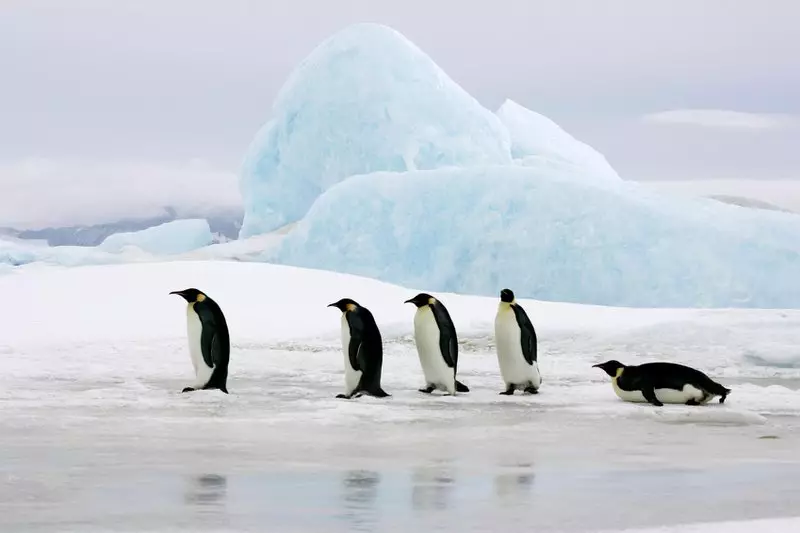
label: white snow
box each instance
[602,517,800,532]
[497,99,622,182]
[238,22,512,237]
[97,218,213,255]
[2,260,800,530]
[268,166,800,308]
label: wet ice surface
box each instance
[2,262,800,531]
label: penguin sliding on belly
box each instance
[328,298,390,399]
[170,288,230,394]
[494,289,541,395]
[404,293,469,395]
[593,360,731,406]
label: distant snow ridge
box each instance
[97,219,213,255]
[270,167,800,308]
[238,22,514,237]
[496,99,621,182]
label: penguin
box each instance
[327,298,390,399]
[494,288,541,395]
[169,288,230,394]
[404,293,469,395]
[592,360,731,406]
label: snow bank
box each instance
[268,166,800,309]
[97,219,213,255]
[602,517,800,533]
[497,99,621,182]
[238,22,512,237]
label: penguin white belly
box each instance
[187,305,214,387]
[495,309,540,387]
[413,307,455,393]
[612,378,705,404]
[341,314,362,395]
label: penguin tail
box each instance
[455,380,470,393]
[370,387,391,398]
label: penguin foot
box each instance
[418,386,435,394]
[523,386,539,395]
[499,390,515,396]
[685,399,700,406]
[336,393,351,399]
[181,387,196,393]
[719,395,727,404]
[455,380,470,393]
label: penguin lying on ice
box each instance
[593,360,731,406]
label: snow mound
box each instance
[268,166,800,308]
[497,99,621,182]
[98,219,213,255]
[238,22,512,237]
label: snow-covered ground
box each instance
[2,261,800,532]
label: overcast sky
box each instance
[1,0,799,227]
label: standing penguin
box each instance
[328,298,390,399]
[169,288,230,394]
[404,293,469,395]
[592,360,731,406]
[494,288,541,395]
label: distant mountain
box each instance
[1,207,243,247]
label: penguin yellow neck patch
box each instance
[615,367,624,378]
[345,303,356,312]
[427,297,436,305]
[195,293,206,303]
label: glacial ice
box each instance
[97,219,213,255]
[238,22,513,237]
[269,166,800,309]
[496,99,622,182]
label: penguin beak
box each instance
[403,298,413,304]
[591,363,602,368]
[326,302,337,308]
[169,290,184,296]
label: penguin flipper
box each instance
[512,305,538,365]
[641,385,663,407]
[430,302,458,369]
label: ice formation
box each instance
[269,166,800,309]
[97,219,213,255]
[496,99,621,182]
[238,22,512,237]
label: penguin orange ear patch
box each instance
[427,297,436,305]
[345,303,356,312]
[196,293,206,303]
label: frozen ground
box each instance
[1,261,800,532]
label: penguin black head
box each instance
[327,298,360,312]
[500,288,515,303]
[404,293,435,308]
[169,288,207,303]
[592,360,626,377]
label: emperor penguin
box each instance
[404,293,469,395]
[169,288,230,394]
[592,360,731,406]
[494,288,541,395]
[328,298,390,399]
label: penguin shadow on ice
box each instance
[404,293,470,396]
[327,298,391,400]
[592,359,731,407]
[169,288,231,395]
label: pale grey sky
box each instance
[1,0,799,227]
